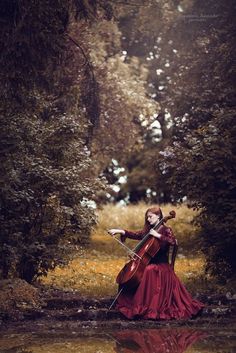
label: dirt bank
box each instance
[0,280,236,333]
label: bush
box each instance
[161,113,236,280]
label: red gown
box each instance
[116,225,204,320]
[113,328,208,353]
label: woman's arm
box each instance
[160,226,176,245]
[123,228,147,241]
[148,226,176,245]
[108,228,146,243]
[108,229,125,236]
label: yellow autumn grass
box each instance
[92,202,202,256]
[28,339,116,353]
[42,203,208,297]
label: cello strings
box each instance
[132,217,164,253]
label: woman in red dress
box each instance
[108,206,204,320]
[112,328,208,353]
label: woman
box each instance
[108,206,204,320]
[112,328,208,353]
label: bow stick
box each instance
[107,231,142,260]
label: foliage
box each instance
[95,0,236,281]
[159,0,236,279]
[161,113,236,279]
[114,136,173,203]
[103,0,181,203]
[42,203,206,298]
[67,12,158,202]
[105,0,236,280]
[1,0,234,287]
[85,20,158,171]
[0,0,105,282]
[0,1,158,282]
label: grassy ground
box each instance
[41,203,218,297]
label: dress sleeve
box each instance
[160,226,176,245]
[123,228,147,240]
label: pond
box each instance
[0,327,235,353]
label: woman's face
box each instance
[147,212,160,226]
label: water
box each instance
[0,326,235,353]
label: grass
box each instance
[41,203,215,297]
[92,202,202,256]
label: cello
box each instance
[116,210,176,290]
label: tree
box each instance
[107,0,236,279]
[100,0,178,203]
[0,0,104,281]
[0,0,157,281]
[160,0,236,279]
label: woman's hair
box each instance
[144,206,163,227]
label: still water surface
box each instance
[0,327,235,353]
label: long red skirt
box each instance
[116,263,204,320]
[113,329,208,353]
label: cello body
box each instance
[116,235,160,289]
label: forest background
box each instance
[0,0,235,298]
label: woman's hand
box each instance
[107,229,125,236]
[149,229,162,239]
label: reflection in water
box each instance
[2,327,235,353]
[112,328,208,353]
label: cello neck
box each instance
[133,218,164,253]
[132,210,176,253]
